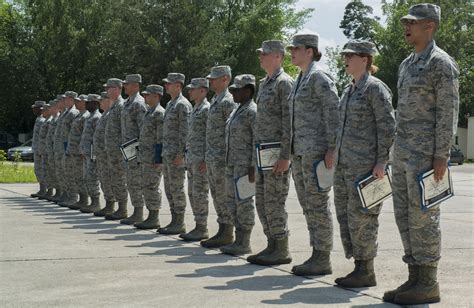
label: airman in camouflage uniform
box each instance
[248,40,294,266]
[180,78,210,241]
[47,98,62,202]
[134,84,165,230]
[78,94,102,214]
[57,91,80,206]
[334,40,395,288]
[37,101,55,200]
[158,73,192,235]
[31,101,47,198]
[384,4,459,305]
[93,91,116,217]
[104,78,129,220]
[61,94,89,208]
[201,65,237,248]
[220,74,257,256]
[287,33,340,276]
[52,94,69,203]
[120,74,148,225]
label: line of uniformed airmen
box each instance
[28,3,458,305]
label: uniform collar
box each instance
[353,72,370,90]
[413,40,436,63]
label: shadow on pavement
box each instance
[176,263,266,278]
[205,274,309,292]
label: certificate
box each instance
[313,160,335,191]
[256,142,281,171]
[234,174,256,202]
[120,138,139,161]
[418,168,453,210]
[356,170,392,209]
[90,144,96,162]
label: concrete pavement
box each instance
[1,164,473,307]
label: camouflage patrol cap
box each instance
[103,78,123,88]
[163,73,185,85]
[75,94,88,101]
[65,91,78,99]
[100,91,109,99]
[87,94,101,102]
[49,99,56,106]
[341,39,377,56]
[123,74,142,84]
[56,94,66,100]
[401,3,440,22]
[287,32,319,49]
[186,78,209,89]
[229,74,256,90]
[142,84,164,95]
[41,103,50,110]
[206,65,232,79]
[256,40,285,55]
[31,100,46,108]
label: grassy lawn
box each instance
[0,163,37,183]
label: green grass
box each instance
[0,163,38,183]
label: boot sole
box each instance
[135,225,160,230]
[291,268,332,276]
[249,258,292,266]
[157,230,186,235]
[394,296,440,305]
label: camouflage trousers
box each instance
[291,154,333,251]
[162,158,186,215]
[106,150,128,202]
[334,163,382,260]
[187,162,209,224]
[207,162,233,225]
[68,155,87,194]
[96,154,115,202]
[54,152,66,191]
[46,154,57,189]
[392,155,440,267]
[84,157,100,197]
[33,153,46,184]
[255,170,290,240]
[225,164,255,231]
[126,160,144,208]
[141,163,162,211]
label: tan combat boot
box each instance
[180,223,209,241]
[94,200,115,217]
[134,210,160,229]
[394,265,440,305]
[383,264,418,302]
[250,237,292,265]
[105,200,128,220]
[158,213,186,234]
[291,248,332,276]
[335,259,376,288]
[201,223,234,248]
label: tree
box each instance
[339,0,382,44]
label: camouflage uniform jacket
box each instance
[186,99,210,164]
[37,116,51,156]
[336,72,395,167]
[105,96,125,153]
[396,40,459,161]
[32,115,46,153]
[67,110,89,155]
[121,92,147,143]
[138,104,165,164]
[80,109,101,157]
[93,109,110,157]
[48,113,60,154]
[162,93,192,160]
[61,105,80,154]
[53,109,68,154]
[289,61,340,156]
[225,99,257,167]
[255,68,294,160]
[205,89,237,164]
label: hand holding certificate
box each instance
[356,170,392,209]
[256,142,281,171]
[313,160,335,191]
[120,138,139,161]
[234,174,256,201]
[418,168,453,210]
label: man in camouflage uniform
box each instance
[37,101,55,200]
[93,91,116,216]
[52,94,69,203]
[201,65,237,248]
[158,73,192,235]
[61,94,89,208]
[220,74,257,256]
[46,98,62,202]
[384,4,459,305]
[30,101,47,198]
[334,40,395,288]
[248,40,294,266]
[104,78,129,220]
[57,91,80,206]
[78,94,102,213]
[179,78,210,241]
[120,74,148,225]
[287,33,340,276]
[134,85,165,230]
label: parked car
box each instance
[7,139,34,161]
[450,145,465,165]
[0,131,21,152]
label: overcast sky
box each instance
[295,0,387,69]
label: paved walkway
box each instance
[1,165,473,307]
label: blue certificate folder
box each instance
[312,159,335,191]
[119,138,139,162]
[256,142,281,171]
[417,168,453,210]
[234,174,256,202]
[63,141,68,153]
[154,144,163,164]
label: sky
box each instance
[295,0,387,69]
